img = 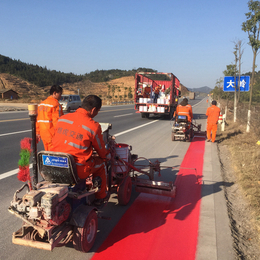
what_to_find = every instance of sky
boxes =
[0,0,256,89]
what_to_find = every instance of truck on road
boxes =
[189,92,195,100]
[134,72,180,119]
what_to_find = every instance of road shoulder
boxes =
[196,142,234,260]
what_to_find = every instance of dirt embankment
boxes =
[217,100,260,259]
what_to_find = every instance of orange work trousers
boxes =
[207,123,218,142]
[77,156,107,199]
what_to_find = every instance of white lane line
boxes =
[114,120,159,137]
[0,164,32,180]
[0,120,159,180]
[114,113,133,118]
[0,130,31,137]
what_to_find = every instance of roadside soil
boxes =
[217,123,260,259]
[0,102,28,112]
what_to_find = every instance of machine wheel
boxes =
[171,132,175,141]
[67,107,71,113]
[141,113,146,118]
[73,209,98,253]
[117,176,132,206]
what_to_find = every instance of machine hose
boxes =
[13,183,30,202]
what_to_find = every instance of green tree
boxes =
[242,0,260,110]
[212,78,224,101]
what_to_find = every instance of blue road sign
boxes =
[223,76,250,92]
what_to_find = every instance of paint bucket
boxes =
[139,97,144,103]
[157,107,161,112]
[161,107,165,113]
[144,106,148,111]
[143,98,148,103]
[114,143,129,173]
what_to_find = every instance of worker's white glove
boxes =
[106,153,111,160]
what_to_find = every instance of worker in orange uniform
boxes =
[174,98,193,123]
[36,85,63,151]
[154,85,161,103]
[143,84,151,98]
[206,100,221,143]
[51,95,110,205]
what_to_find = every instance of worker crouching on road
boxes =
[174,98,193,124]
[51,95,110,205]
[36,85,64,151]
[206,100,221,143]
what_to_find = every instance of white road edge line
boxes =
[0,120,159,180]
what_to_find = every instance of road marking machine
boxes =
[8,105,176,252]
[171,115,206,141]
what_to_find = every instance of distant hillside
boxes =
[0,54,158,87]
[188,86,212,94]
[0,54,188,103]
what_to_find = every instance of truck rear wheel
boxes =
[73,209,98,252]
[141,113,149,118]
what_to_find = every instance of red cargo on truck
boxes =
[134,72,180,118]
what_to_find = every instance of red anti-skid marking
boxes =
[92,138,205,260]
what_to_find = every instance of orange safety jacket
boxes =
[206,105,221,125]
[51,108,108,169]
[143,86,151,98]
[174,104,193,122]
[154,86,161,95]
[36,96,63,149]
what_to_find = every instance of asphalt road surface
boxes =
[0,98,234,260]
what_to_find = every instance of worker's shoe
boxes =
[94,191,110,206]
[207,139,211,142]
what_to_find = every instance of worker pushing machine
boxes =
[206,100,221,143]
[51,95,110,205]
[174,98,193,123]
[36,85,64,151]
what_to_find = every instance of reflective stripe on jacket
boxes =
[206,105,221,124]
[51,108,108,166]
[36,96,63,144]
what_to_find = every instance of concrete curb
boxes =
[196,142,234,260]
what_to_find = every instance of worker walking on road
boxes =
[36,85,64,151]
[206,100,221,143]
[174,98,193,123]
[51,95,110,205]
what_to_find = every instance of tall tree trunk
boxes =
[249,50,257,110]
